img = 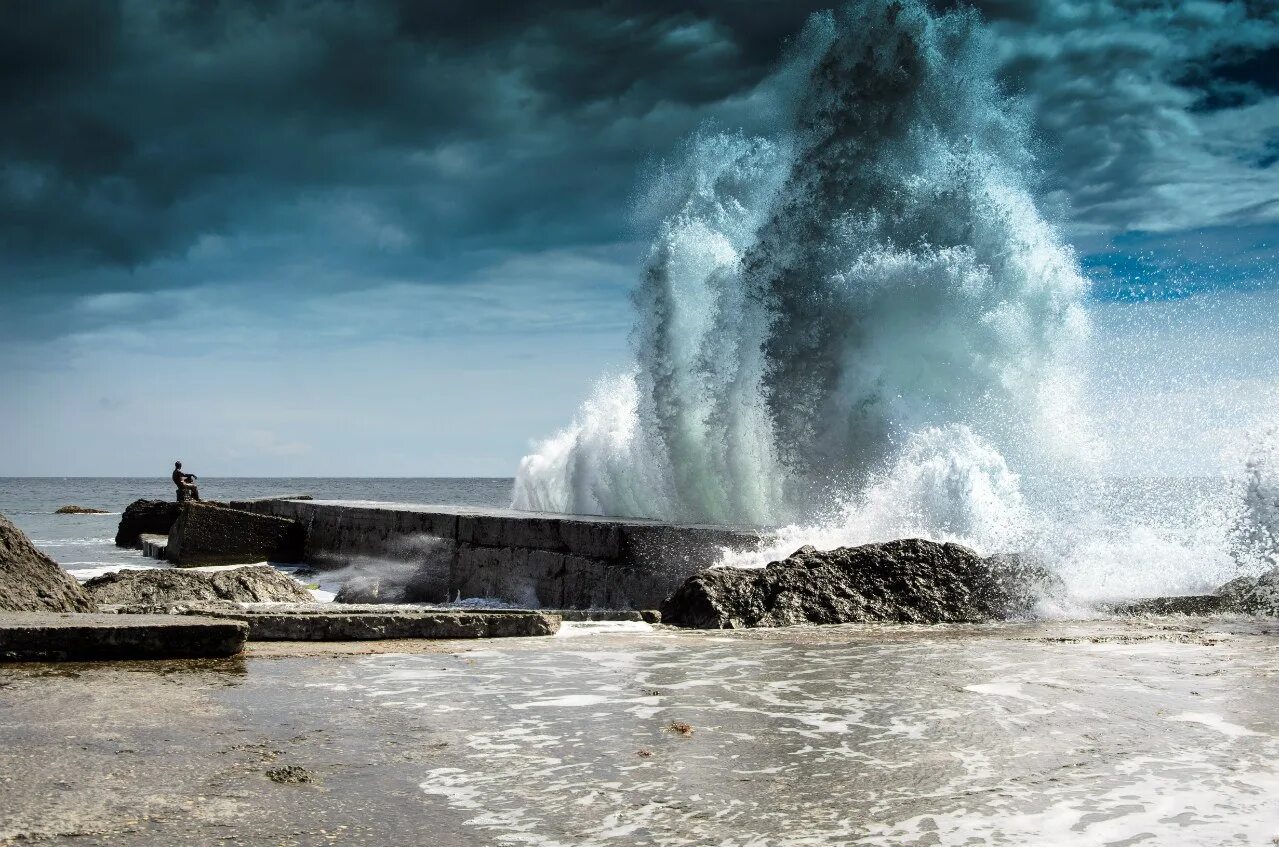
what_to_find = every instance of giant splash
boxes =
[513,0,1275,599]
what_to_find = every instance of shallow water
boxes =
[2,621,1277,844]
[306,622,1279,846]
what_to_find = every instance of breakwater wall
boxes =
[233,499,770,610]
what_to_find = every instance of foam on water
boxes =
[304,625,1279,846]
[514,0,1276,599]
[555,621,657,639]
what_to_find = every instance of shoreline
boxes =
[4,618,1277,845]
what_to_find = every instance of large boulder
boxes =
[84,565,313,608]
[661,539,1062,629]
[115,499,181,548]
[166,501,305,567]
[0,511,96,612]
[1216,569,1279,615]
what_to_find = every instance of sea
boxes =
[0,477,513,581]
[0,475,1264,602]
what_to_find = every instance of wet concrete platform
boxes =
[0,613,247,662]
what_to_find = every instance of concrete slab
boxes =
[0,613,247,661]
[240,498,769,539]
[193,607,561,640]
[246,602,659,622]
[139,533,168,559]
[167,502,304,567]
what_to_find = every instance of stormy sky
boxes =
[2,0,1278,477]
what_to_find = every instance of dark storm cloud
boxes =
[983,0,1279,234]
[0,0,831,282]
[1,0,1277,295]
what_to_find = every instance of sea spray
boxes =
[1233,424,1279,569]
[513,0,1271,599]
[516,0,1087,529]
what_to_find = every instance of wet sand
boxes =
[3,618,1278,845]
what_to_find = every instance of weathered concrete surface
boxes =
[0,613,247,661]
[0,511,96,613]
[83,565,313,608]
[114,500,181,548]
[139,533,168,559]
[238,499,768,609]
[167,502,304,567]
[190,605,561,640]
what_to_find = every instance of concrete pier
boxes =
[0,613,248,661]
[233,499,769,609]
[191,605,561,640]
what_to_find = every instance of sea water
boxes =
[0,477,512,581]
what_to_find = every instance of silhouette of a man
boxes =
[172,461,201,502]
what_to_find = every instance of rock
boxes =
[266,765,313,784]
[54,505,108,515]
[660,539,1062,629]
[334,575,408,604]
[1215,569,1279,615]
[1103,571,1279,617]
[115,500,181,548]
[166,502,304,567]
[0,512,96,613]
[83,565,313,608]
[1107,595,1234,616]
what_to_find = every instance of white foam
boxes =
[1168,712,1263,738]
[68,563,163,581]
[554,621,655,638]
[963,682,1037,702]
[510,694,614,709]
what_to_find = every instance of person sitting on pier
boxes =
[172,461,201,502]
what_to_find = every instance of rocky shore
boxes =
[5,495,1279,662]
[1,503,565,660]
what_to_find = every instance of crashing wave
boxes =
[515,0,1089,530]
[513,0,1273,599]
